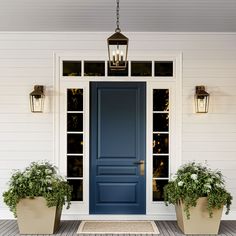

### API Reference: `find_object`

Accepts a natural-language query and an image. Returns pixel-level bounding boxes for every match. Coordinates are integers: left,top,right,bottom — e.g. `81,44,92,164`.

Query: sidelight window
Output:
66,89,84,201
152,89,170,201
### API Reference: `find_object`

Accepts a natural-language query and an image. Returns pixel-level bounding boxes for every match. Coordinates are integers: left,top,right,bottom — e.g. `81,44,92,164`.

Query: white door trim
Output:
53,52,182,219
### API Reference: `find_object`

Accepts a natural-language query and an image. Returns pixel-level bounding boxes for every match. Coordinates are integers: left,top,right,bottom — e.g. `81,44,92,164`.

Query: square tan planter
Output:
175,197,223,235
16,197,62,234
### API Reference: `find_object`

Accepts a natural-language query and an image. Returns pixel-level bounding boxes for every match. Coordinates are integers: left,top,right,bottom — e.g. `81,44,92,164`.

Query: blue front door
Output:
90,82,146,214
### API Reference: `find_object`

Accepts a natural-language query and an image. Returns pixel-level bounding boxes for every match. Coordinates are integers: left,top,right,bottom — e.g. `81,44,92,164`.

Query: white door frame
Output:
53,52,182,220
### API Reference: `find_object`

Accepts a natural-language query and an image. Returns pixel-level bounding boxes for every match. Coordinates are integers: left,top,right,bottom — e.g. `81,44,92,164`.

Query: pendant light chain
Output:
116,0,121,32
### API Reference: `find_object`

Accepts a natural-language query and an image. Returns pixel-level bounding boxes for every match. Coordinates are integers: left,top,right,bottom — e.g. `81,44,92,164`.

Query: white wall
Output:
0,32,236,219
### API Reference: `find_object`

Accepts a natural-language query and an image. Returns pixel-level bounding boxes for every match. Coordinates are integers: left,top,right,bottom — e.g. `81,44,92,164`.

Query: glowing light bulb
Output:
116,48,119,62
120,51,124,62
112,50,115,64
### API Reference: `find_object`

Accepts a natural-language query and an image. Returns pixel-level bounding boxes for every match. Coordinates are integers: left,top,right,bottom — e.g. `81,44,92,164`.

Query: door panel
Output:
90,82,146,214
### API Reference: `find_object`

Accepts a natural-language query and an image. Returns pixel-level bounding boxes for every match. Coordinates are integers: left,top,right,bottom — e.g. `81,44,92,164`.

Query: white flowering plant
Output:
3,161,72,217
164,162,232,219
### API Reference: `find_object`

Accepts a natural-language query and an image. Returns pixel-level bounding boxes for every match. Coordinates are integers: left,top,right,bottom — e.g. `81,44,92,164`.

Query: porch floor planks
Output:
0,220,236,236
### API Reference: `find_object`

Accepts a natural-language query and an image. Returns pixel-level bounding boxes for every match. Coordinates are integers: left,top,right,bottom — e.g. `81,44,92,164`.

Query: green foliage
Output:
164,162,232,219
3,161,72,217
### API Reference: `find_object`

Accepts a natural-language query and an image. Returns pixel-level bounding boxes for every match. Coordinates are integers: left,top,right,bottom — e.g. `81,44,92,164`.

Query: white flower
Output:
45,169,52,175
204,184,212,189
191,174,198,180
24,172,30,178
207,178,213,183
215,183,223,188
178,181,184,186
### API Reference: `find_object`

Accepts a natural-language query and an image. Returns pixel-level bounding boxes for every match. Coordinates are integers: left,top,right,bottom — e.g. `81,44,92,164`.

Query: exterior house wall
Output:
0,32,236,219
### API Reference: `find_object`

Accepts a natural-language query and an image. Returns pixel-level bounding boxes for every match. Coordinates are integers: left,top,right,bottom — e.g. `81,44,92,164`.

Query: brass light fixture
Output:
30,85,45,113
195,86,209,113
107,0,128,70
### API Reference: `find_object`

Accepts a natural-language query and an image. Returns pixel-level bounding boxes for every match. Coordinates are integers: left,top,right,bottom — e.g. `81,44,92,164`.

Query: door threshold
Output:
62,214,176,221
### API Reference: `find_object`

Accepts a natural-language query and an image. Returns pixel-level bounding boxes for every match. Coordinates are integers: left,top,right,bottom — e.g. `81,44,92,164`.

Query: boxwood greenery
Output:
3,161,72,217
164,162,232,219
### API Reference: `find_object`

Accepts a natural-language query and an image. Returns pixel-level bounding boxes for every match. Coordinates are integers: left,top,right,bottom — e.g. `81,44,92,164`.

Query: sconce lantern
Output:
107,0,128,70
30,85,45,113
195,86,209,113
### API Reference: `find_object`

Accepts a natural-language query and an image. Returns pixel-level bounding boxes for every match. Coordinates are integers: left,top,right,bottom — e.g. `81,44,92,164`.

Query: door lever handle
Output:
133,160,144,165
133,160,145,176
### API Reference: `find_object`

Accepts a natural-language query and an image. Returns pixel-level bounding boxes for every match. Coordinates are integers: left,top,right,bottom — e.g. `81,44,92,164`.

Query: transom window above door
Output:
62,60,174,78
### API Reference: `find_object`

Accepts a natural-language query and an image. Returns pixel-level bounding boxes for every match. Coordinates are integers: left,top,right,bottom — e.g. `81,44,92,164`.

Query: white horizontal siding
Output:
0,32,236,219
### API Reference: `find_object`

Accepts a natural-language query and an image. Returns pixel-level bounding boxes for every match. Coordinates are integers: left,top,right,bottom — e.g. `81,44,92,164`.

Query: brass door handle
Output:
133,160,145,176
133,160,144,165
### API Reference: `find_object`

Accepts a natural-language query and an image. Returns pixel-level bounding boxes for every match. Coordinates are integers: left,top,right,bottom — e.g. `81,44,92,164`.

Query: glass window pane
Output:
153,89,169,111
67,134,83,154
67,113,83,132
67,156,83,177
153,134,169,154
155,61,173,77
67,89,83,111
107,61,129,76
153,156,169,178
131,61,152,76
63,61,81,76
67,179,83,201
153,180,168,201
153,114,169,132
84,61,105,76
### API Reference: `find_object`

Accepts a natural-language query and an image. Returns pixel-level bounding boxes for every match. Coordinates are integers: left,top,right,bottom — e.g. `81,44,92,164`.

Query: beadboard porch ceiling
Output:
0,0,236,32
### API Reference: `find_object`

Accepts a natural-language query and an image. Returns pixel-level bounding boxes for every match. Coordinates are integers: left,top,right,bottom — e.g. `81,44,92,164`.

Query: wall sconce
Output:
107,0,128,70
30,85,45,113
195,86,209,113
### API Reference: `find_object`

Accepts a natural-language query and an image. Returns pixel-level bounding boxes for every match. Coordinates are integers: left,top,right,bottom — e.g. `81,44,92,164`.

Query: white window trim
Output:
53,52,182,219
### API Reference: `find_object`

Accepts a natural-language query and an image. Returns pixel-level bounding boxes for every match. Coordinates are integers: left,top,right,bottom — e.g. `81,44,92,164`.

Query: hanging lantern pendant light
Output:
107,0,128,70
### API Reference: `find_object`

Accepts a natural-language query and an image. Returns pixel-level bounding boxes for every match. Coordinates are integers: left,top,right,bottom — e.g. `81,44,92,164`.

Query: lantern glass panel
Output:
108,43,128,70
30,95,44,112
195,95,209,113
107,61,129,76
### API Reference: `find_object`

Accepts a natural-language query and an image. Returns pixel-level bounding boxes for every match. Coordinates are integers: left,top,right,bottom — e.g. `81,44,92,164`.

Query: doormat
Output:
77,221,159,235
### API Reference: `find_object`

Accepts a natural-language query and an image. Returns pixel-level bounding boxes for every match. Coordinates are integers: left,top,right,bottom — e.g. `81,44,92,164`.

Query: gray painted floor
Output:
0,220,235,236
